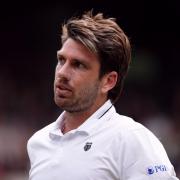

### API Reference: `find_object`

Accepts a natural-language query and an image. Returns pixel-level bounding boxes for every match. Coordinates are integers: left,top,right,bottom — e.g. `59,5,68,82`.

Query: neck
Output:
61,98,107,134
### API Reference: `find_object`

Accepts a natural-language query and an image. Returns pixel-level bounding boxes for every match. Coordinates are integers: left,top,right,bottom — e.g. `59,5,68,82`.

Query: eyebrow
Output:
57,51,88,63
57,53,63,59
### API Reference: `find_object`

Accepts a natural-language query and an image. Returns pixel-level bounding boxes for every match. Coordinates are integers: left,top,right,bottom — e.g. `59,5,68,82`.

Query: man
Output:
27,11,179,179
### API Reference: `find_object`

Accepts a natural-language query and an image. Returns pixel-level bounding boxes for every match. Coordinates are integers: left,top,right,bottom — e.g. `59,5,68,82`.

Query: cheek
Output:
74,74,92,86
71,70,100,90
76,76,100,93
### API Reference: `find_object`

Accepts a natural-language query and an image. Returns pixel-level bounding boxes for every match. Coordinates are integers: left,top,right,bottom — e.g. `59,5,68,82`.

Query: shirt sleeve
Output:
119,127,179,180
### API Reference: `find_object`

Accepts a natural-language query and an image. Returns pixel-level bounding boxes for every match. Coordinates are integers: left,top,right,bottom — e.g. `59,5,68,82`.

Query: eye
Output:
73,60,86,69
57,56,66,65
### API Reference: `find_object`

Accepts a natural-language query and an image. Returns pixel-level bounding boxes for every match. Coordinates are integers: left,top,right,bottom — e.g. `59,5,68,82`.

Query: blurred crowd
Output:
0,49,179,179
0,65,59,179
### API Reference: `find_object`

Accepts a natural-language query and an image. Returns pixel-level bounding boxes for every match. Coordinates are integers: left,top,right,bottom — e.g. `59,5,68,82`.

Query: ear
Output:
100,71,118,94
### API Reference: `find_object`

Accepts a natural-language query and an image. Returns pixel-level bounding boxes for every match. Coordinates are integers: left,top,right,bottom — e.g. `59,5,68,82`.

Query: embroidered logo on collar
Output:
84,142,92,151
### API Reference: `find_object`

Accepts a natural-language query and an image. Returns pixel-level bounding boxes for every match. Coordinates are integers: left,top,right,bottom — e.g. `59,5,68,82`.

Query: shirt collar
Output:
49,100,116,138
49,111,66,139
77,100,115,135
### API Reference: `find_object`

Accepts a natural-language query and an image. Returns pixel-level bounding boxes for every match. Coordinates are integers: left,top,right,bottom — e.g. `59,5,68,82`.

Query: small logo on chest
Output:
84,142,92,151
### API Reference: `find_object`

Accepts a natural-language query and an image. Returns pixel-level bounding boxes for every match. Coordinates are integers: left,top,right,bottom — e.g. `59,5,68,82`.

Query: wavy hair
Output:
61,10,131,103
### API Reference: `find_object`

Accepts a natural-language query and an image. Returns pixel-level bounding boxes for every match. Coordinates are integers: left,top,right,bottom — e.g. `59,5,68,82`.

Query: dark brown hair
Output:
61,11,131,103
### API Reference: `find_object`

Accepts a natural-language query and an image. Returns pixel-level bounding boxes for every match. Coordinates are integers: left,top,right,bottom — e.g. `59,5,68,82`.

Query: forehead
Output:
57,38,99,63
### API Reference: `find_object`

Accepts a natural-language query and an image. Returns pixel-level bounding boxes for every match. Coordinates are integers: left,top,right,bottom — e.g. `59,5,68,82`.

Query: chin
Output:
54,96,65,108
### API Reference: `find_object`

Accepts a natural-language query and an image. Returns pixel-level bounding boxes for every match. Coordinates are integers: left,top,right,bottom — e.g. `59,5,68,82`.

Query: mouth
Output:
55,83,72,98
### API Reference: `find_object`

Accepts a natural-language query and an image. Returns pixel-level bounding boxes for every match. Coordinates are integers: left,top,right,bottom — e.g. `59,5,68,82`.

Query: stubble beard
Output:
55,80,100,113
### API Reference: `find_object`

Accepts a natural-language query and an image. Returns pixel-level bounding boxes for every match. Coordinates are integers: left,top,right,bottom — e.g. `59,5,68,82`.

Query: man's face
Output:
54,38,105,113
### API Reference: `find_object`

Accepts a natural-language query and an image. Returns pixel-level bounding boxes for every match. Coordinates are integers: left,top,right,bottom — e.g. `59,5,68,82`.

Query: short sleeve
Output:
119,127,179,180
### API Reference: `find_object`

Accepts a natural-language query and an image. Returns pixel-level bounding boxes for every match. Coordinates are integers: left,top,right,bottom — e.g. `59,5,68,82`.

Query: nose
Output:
55,61,70,81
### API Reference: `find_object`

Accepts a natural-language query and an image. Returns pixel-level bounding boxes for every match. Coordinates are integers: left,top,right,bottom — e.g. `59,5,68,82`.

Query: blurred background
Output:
0,0,179,179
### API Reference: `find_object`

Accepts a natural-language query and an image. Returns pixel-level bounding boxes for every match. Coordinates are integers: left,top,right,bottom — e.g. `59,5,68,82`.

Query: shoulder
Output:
108,113,170,161
111,113,163,148
108,113,146,135
109,114,177,178
27,121,56,150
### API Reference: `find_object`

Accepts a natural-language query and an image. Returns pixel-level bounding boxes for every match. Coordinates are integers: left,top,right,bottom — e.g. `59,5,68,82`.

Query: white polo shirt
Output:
27,100,178,180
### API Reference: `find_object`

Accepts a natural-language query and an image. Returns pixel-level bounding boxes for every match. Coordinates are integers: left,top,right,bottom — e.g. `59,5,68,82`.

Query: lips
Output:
57,84,71,90
55,83,72,97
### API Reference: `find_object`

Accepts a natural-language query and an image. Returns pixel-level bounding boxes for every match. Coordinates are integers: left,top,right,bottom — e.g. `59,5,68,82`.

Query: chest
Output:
30,133,120,180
